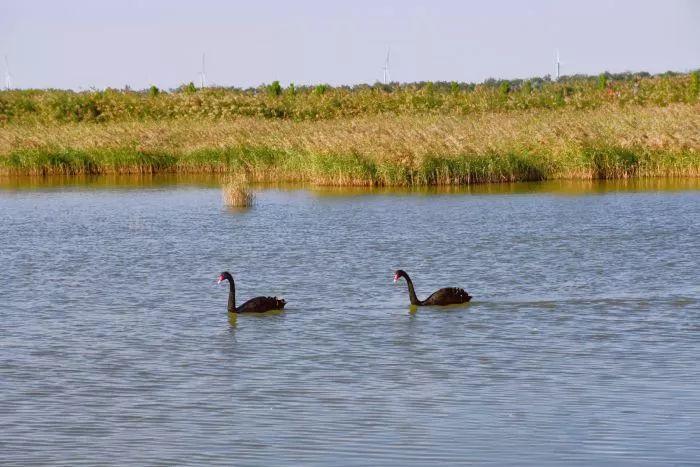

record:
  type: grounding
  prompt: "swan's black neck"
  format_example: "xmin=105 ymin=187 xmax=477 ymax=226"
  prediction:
xmin=402 ymin=273 xmax=422 ymax=306
xmin=226 ymin=277 xmax=236 ymax=312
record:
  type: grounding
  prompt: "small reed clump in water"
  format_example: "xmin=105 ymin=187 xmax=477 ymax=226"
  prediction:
xmin=222 ymin=174 xmax=254 ymax=207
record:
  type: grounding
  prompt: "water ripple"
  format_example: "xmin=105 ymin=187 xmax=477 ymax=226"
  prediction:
xmin=1 ymin=182 xmax=699 ymax=465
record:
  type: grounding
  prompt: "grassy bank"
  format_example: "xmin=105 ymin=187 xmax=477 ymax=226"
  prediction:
xmin=1 ymin=104 xmax=698 ymax=184
xmin=1 ymin=72 xmax=698 ymax=185
xmin=4 ymin=145 xmax=696 ymax=185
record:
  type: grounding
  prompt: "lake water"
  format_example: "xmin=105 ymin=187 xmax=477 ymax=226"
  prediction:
xmin=1 ymin=176 xmax=699 ymax=465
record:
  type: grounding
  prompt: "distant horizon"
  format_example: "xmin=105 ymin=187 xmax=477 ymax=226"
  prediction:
xmin=2 ymin=0 xmax=699 ymax=90
xmin=4 ymin=67 xmax=698 ymax=92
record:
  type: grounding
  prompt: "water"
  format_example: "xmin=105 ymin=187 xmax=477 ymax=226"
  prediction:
xmin=1 ymin=177 xmax=699 ymax=465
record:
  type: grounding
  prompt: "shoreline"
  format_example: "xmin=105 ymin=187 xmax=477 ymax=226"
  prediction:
xmin=1 ymin=146 xmax=698 ymax=185
xmin=2 ymin=173 xmax=699 ymax=194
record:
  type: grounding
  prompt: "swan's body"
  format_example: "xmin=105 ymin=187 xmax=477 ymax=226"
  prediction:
xmin=235 ymin=296 xmax=287 ymax=313
xmin=218 ymin=271 xmax=286 ymax=313
xmin=394 ymin=269 xmax=471 ymax=306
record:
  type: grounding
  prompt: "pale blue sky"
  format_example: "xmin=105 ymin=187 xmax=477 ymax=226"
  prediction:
xmin=1 ymin=0 xmax=698 ymax=90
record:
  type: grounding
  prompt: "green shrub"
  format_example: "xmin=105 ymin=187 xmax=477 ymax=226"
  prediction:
xmin=268 ymin=80 xmax=282 ymax=97
xmin=499 ymin=81 xmax=510 ymax=96
xmin=691 ymin=71 xmax=699 ymax=99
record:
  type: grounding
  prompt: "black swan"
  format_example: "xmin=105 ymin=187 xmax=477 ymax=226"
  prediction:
xmin=394 ymin=269 xmax=472 ymax=306
xmin=217 ymin=271 xmax=286 ymax=313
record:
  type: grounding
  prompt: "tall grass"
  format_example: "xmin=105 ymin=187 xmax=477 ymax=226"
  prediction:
xmin=1 ymin=103 xmax=698 ymax=184
xmin=1 ymin=72 xmax=698 ymax=185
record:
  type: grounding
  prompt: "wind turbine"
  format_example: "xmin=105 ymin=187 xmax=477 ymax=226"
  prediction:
xmin=382 ymin=46 xmax=391 ymax=84
xmin=199 ymin=53 xmax=206 ymax=88
xmin=4 ymin=56 xmax=12 ymax=90
xmin=554 ymin=49 xmax=561 ymax=81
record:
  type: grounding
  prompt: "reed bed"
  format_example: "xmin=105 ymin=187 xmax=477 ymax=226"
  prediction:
xmin=1 ymin=77 xmax=698 ymax=185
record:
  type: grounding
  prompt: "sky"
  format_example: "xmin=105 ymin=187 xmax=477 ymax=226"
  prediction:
xmin=1 ymin=0 xmax=699 ymax=90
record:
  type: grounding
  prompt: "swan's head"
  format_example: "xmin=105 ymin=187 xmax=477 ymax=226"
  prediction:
xmin=393 ymin=269 xmax=407 ymax=283
xmin=217 ymin=271 xmax=233 ymax=284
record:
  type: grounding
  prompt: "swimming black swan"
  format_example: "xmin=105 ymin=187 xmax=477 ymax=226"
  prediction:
xmin=217 ymin=271 xmax=286 ymax=313
xmin=393 ymin=269 xmax=472 ymax=306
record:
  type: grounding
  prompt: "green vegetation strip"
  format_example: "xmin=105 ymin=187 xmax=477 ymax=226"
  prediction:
xmin=0 ymin=71 xmax=698 ymax=123
xmin=2 ymin=146 xmax=697 ymax=185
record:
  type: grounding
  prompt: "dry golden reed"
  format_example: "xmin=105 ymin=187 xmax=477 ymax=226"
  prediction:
xmin=222 ymin=173 xmax=254 ymax=207
xmin=1 ymin=104 xmax=698 ymax=185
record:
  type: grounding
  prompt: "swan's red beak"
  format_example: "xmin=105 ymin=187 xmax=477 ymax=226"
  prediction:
xmin=217 ymin=275 xmax=224 ymax=285
xmin=393 ymin=273 xmax=399 ymax=283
